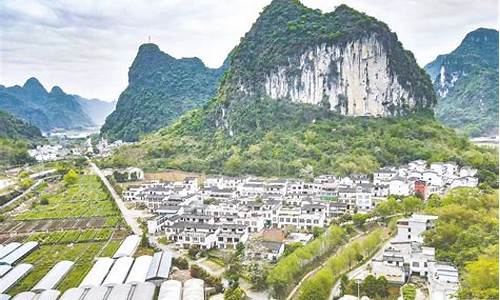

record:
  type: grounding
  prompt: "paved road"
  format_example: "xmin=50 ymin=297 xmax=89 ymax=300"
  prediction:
xmin=89 ymin=161 xmax=143 ymax=235
xmin=0 ymin=179 xmax=43 ymax=210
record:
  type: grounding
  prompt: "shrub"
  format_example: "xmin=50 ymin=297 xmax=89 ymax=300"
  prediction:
xmin=173 ymin=257 xmax=189 ymax=270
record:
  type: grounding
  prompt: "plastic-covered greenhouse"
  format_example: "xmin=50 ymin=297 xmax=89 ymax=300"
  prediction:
xmin=112 ymin=235 xmax=140 ymax=258
xmin=79 ymin=257 xmax=115 ymax=287
xmin=31 ymin=261 xmax=74 ymax=292
xmin=0 ymin=264 xmax=33 ymax=293
xmin=158 ymin=280 xmax=182 ymax=300
xmin=102 ymin=256 xmax=134 ymax=285
xmin=183 ymin=278 xmax=204 ymax=300
xmin=125 ymin=255 xmax=152 ymax=284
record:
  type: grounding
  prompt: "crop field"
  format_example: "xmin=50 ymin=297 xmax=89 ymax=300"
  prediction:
xmin=2 ymin=170 xmax=130 ymax=296
xmin=14 ymin=175 xmax=120 ymax=220
xmin=23 ymin=228 xmax=114 ymax=245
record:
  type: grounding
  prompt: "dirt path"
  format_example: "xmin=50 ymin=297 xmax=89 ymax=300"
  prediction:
xmin=89 ymin=161 xmax=144 ymax=235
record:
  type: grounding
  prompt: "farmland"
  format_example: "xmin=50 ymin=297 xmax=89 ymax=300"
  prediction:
xmin=14 ymin=175 xmax=119 ymax=220
xmin=3 ymin=170 xmax=129 ymax=295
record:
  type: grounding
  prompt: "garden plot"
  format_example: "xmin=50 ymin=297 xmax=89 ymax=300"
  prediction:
xmin=14 ymin=176 xmax=120 ymax=220
xmin=0 ymin=172 xmax=129 ymax=296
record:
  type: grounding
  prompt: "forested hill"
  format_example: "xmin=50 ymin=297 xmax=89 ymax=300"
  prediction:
xmin=100 ymin=43 xmax=228 ymax=142
xmin=0 ymin=78 xmax=94 ymax=131
xmin=102 ymin=1 xmax=498 ymax=188
xmin=0 ymin=110 xmax=42 ymax=140
xmin=0 ymin=111 xmax=43 ymax=167
xmin=425 ymin=28 xmax=499 ymax=137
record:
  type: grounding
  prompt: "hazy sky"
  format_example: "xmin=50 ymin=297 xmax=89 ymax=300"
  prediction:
xmin=0 ymin=0 xmax=497 ymax=101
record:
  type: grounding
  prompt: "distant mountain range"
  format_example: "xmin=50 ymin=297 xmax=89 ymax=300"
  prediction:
xmin=425 ymin=28 xmax=499 ymax=137
xmin=100 ymin=43 xmax=228 ymax=142
xmin=75 ymin=97 xmax=116 ymax=126
xmin=0 ymin=78 xmax=115 ymax=132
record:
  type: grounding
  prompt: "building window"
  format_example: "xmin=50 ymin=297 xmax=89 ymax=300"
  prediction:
xmin=412 ymin=262 xmax=419 ymax=267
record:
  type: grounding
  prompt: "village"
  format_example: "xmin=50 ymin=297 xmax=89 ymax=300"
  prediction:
xmin=113 ymin=159 xmax=478 ymax=299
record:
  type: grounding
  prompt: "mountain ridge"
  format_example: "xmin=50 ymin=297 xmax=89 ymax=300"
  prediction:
xmin=424 ymin=27 xmax=499 ymax=137
xmin=100 ymin=43 xmax=228 ymax=142
xmin=0 ymin=78 xmax=95 ymax=131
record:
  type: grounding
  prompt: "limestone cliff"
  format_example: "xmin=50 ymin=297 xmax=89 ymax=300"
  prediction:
xmin=214 ymin=0 xmax=435 ymax=133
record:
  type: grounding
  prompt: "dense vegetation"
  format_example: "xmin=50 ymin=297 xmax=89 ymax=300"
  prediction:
xmin=423 ymin=188 xmax=499 ymax=299
xmin=425 ymin=28 xmax=499 ymax=137
xmin=100 ymin=43 xmax=227 ymax=141
xmin=0 ymin=111 xmax=42 ymax=167
xmin=267 ymin=225 xmax=349 ymax=298
xmin=0 ymin=77 xmax=94 ymax=131
xmin=103 ymin=107 xmax=498 ymax=187
xmin=296 ymin=228 xmax=385 ymax=300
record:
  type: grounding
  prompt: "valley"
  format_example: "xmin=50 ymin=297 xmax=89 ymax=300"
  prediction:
xmin=0 ymin=0 xmax=498 ymax=299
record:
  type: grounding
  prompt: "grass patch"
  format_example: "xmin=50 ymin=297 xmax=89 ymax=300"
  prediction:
xmin=99 ymin=240 xmax=122 ymax=257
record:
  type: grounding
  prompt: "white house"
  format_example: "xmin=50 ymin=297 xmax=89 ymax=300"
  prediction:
xmin=395 ymin=214 xmax=438 ymax=243
xmin=389 ymin=176 xmax=411 ymax=196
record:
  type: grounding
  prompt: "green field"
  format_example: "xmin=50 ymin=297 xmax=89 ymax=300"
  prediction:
xmin=15 ymin=175 xmax=120 ymax=220
xmin=6 ymin=171 xmax=128 ymax=296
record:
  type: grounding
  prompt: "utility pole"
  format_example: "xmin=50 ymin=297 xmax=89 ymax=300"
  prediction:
xmin=357 ymin=279 xmax=361 ymax=300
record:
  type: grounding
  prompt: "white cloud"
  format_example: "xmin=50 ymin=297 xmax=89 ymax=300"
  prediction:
xmin=0 ymin=0 xmax=497 ymax=101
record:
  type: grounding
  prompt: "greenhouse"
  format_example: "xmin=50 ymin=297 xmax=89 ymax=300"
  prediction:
xmin=83 ymin=285 xmax=109 ymax=299
xmin=0 ymin=242 xmax=39 ymax=266
xmin=0 ymin=266 xmax=12 ymax=277
xmin=36 ymin=289 xmax=60 ymax=300
xmin=158 ymin=280 xmax=182 ymax=300
xmin=112 ymin=235 xmax=140 ymax=258
xmin=0 ymin=243 xmax=20 ymax=260
xmin=146 ymin=252 xmax=172 ymax=284
xmin=79 ymin=257 xmax=114 ymax=287
xmin=105 ymin=283 xmax=131 ymax=299
xmin=0 ymin=294 xmax=9 ymax=300
xmin=31 ymin=261 xmax=74 ymax=292
xmin=182 ymin=278 xmax=204 ymax=300
xmin=102 ymin=256 xmax=134 ymax=286
xmin=0 ymin=264 xmax=33 ymax=293
xmin=125 ymin=255 xmax=152 ymax=284
xmin=58 ymin=287 xmax=86 ymax=300
xmin=10 ymin=291 xmax=35 ymax=300
xmin=129 ymin=282 xmax=155 ymax=300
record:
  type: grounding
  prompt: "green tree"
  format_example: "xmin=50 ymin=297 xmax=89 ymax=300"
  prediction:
xmin=224 ymin=286 xmax=246 ymax=300
xmin=373 ymin=197 xmax=400 ymax=218
xmin=401 ymin=195 xmax=423 ymax=215
xmin=460 ymin=245 xmax=499 ymax=299
xmin=235 ymin=242 xmax=245 ymax=257
xmin=63 ymin=169 xmax=79 ymax=186
xmin=352 ymin=213 xmax=368 ymax=227
xmin=19 ymin=178 xmax=33 ymax=190
xmin=339 ymin=274 xmax=349 ymax=296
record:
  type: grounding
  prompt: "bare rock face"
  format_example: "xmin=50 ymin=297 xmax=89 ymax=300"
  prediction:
xmin=262 ymin=34 xmax=417 ymax=117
